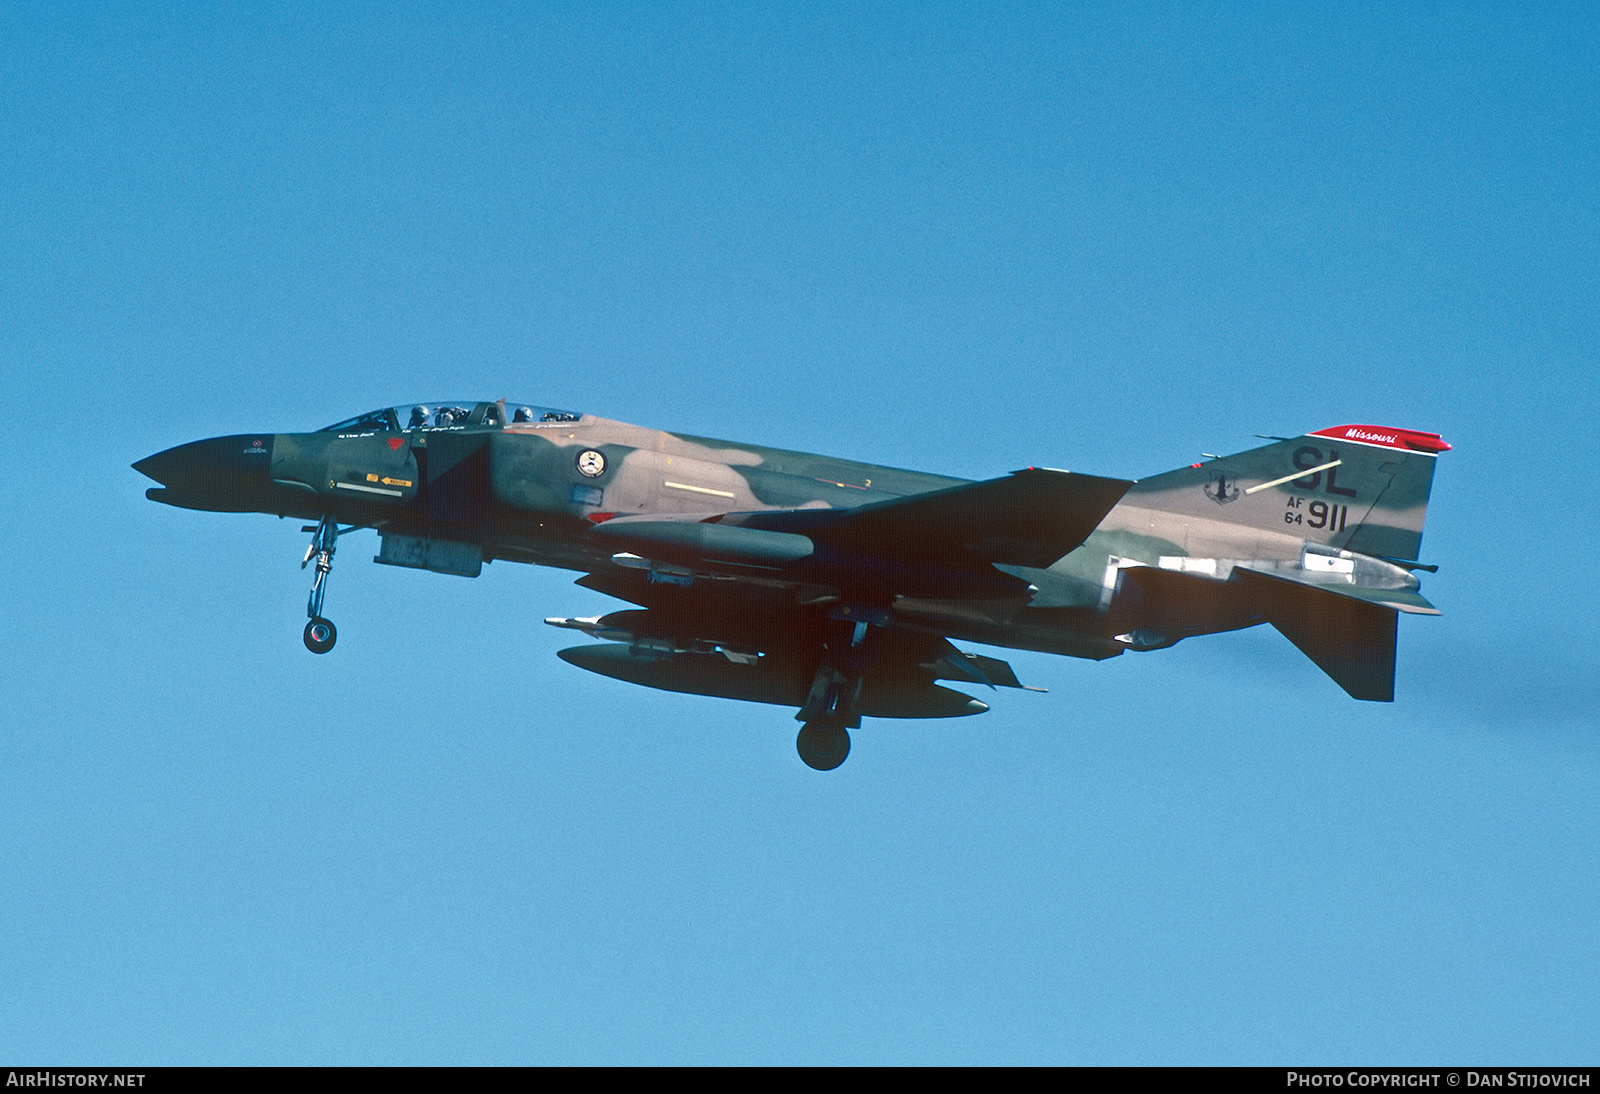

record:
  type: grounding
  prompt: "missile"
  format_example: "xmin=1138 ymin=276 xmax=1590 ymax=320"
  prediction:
xmin=544 ymin=614 xmax=636 ymax=644
xmin=588 ymin=519 xmax=814 ymax=571
xmin=545 ymin=611 xmax=766 ymax=663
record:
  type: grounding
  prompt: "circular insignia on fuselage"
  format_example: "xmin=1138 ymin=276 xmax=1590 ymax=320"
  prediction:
xmin=575 ymin=449 xmax=607 ymax=478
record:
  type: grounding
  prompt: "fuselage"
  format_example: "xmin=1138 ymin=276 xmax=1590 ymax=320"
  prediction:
xmin=136 ymin=400 xmax=1439 ymax=673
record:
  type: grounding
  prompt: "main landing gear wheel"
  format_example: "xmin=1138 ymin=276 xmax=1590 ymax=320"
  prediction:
xmin=303 ymin=617 xmax=337 ymax=654
xmin=797 ymin=720 xmax=851 ymax=771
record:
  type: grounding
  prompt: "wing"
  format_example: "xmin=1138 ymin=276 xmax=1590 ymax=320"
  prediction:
xmin=550 ymin=469 xmax=1129 ymax=726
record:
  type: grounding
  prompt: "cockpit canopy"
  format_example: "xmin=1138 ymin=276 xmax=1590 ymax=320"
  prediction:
xmin=320 ymin=401 xmax=583 ymax=434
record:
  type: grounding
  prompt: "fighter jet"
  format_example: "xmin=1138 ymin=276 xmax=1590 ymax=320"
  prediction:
xmin=135 ymin=401 xmax=1448 ymax=769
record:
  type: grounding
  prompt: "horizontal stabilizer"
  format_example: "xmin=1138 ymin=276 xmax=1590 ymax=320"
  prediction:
xmin=1233 ymin=568 xmax=1398 ymax=701
xmin=735 ymin=468 xmax=1133 ymax=569
xmin=1233 ymin=565 xmax=1440 ymax=615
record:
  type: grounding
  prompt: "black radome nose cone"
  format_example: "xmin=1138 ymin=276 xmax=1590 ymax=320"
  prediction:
xmin=132 ymin=448 xmax=180 ymax=485
xmin=134 ymin=434 xmax=273 ymax=510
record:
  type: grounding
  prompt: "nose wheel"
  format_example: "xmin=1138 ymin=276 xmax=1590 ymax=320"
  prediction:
xmin=300 ymin=515 xmax=343 ymax=653
xmin=304 ymin=617 xmax=337 ymax=654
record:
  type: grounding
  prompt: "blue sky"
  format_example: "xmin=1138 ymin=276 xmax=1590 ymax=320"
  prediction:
xmin=2 ymin=2 xmax=1597 ymax=1064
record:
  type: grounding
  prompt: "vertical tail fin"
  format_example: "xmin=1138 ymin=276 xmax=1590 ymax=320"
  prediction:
xmin=1125 ymin=424 xmax=1449 ymax=561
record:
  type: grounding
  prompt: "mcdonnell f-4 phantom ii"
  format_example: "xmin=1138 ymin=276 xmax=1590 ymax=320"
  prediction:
xmin=135 ymin=401 xmax=1448 ymax=769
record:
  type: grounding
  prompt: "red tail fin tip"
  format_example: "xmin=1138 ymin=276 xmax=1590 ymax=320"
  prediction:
xmin=1308 ymin=425 xmax=1450 ymax=454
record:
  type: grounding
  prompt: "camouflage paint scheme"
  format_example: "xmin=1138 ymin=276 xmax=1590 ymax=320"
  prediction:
xmin=135 ymin=403 xmax=1448 ymax=769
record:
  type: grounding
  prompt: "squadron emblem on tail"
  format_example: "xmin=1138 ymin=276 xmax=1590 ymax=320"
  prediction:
xmin=1203 ymin=473 xmax=1242 ymax=504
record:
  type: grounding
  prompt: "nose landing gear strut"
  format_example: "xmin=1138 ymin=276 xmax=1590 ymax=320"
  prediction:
xmin=301 ymin=515 xmax=342 ymax=653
